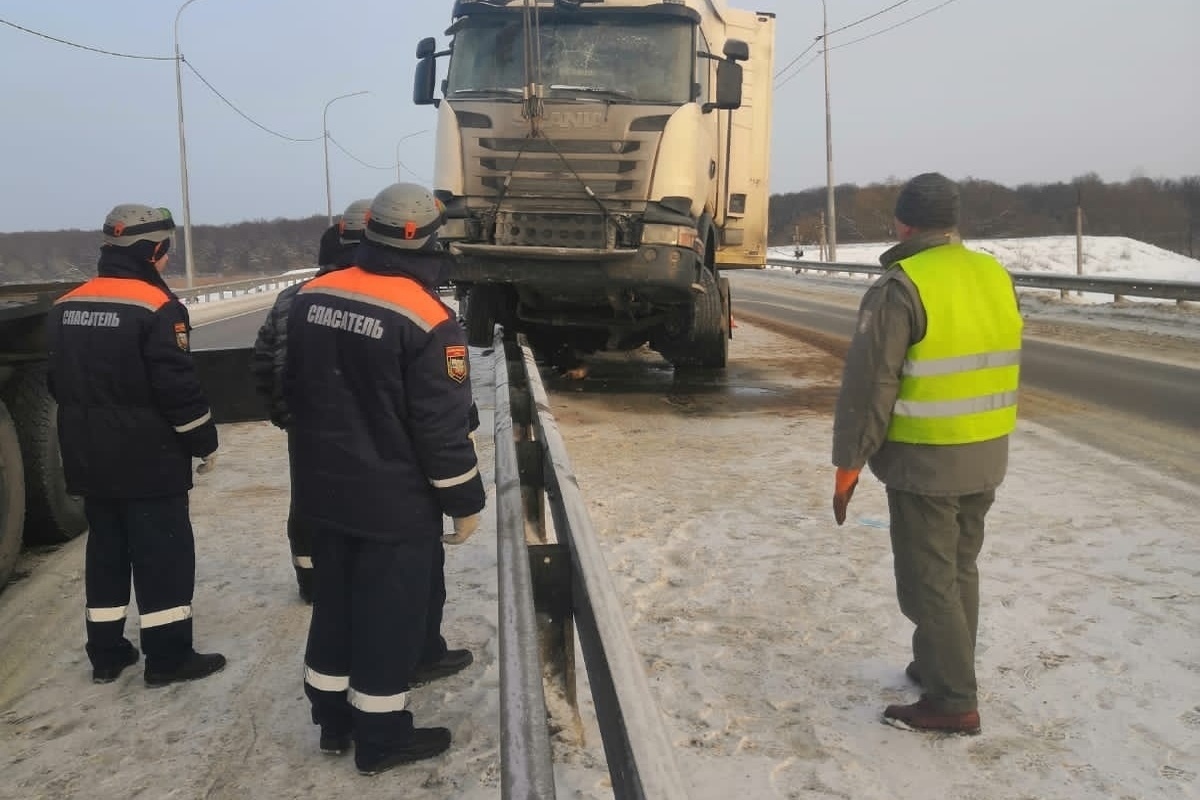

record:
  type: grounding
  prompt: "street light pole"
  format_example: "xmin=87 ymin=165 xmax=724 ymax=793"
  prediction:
xmin=395 ymin=130 xmax=429 ymax=182
xmin=174 ymin=0 xmax=203 ymax=288
xmin=323 ymin=91 xmax=369 ymax=225
xmin=822 ymin=0 xmax=837 ymax=262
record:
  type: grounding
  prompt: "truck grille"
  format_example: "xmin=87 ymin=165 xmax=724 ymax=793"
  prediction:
xmin=474 ymin=137 xmax=646 ymax=201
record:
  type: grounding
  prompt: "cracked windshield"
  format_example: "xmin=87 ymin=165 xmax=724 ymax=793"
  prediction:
xmin=446 ymin=18 xmax=694 ymax=104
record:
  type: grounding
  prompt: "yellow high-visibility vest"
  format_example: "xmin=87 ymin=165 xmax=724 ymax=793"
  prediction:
xmin=887 ymin=243 xmax=1023 ymax=445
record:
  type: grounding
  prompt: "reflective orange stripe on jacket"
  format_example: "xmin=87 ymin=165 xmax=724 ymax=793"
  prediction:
xmin=300 ymin=266 xmax=450 ymax=332
xmin=57 ymin=277 xmax=171 ymax=312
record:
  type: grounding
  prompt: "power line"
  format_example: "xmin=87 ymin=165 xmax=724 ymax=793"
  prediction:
xmin=184 ymin=60 xmax=322 ymax=143
xmin=776 ymin=54 xmax=821 ymax=89
xmin=0 ymin=17 xmax=176 ymax=60
xmin=825 ymin=0 xmax=916 ymax=38
xmin=774 ymin=39 xmax=820 ymax=81
xmin=327 ymin=134 xmax=392 ymax=171
xmin=824 ymin=0 xmax=965 ymax=52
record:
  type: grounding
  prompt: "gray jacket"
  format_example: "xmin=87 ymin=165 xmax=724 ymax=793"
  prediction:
xmin=831 ymin=232 xmax=1016 ymax=496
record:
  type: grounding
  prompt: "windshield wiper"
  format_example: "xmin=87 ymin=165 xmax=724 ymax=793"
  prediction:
xmin=548 ymin=85 xmax=636 ymax=102
xmin=450 ymin=87 xmax=524 ymax=98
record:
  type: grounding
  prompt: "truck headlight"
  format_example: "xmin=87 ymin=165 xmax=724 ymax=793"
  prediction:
xmin=641 ymin=224 xmax=702 ymax=252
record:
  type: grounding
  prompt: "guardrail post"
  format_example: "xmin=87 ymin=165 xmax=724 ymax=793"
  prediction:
xmin=508 ymin=338 xmax=581 ymax=743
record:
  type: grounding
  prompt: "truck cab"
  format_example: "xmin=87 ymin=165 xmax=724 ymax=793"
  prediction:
xmin=414 ymin=0 xmax=775 ymax=368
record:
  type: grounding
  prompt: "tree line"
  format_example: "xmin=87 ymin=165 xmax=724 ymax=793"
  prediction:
xmin=771 ymin=175 xmax=1200 ymax=258
xmin=2 ymin=175 xmax=1197 ymax=284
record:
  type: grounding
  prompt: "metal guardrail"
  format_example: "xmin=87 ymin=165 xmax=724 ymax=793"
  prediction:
xmin=175 ymin=269 xmax=318 ymax=304
xmin=494 ymin=333 xmax=689 ymax=800
xmin=766 ymin=258 xmax=1200 ymax=304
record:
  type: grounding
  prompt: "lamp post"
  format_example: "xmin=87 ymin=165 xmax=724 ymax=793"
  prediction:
xmin=323 ymin=91 xmax=369 ymax=225
xmin=821 ymin=0 xmax=837 ymax=262
xmin=174 ymin=0 xmax=203 ymax=288
xmin=395 ymin=130 xmax=429 ymax=182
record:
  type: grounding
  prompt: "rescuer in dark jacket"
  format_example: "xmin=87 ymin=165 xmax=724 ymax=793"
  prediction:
xmin=46 ymin=204 xmax=226 ymax=687
xmin=251 ymin=199 xmax=370 ymax=603
xmin=285 ymin=183 xmax=486 ymax=775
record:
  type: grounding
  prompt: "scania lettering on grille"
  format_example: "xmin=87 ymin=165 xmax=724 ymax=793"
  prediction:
xmin=531 ymin=111 xmax=604 ymax=128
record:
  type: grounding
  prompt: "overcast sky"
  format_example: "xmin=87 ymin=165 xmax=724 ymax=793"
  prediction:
xmin=0 ymin=0 xmax=1195 ymax=233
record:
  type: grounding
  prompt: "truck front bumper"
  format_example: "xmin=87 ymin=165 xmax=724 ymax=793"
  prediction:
xmin=447 ymin=243 xmax=700 ymax=301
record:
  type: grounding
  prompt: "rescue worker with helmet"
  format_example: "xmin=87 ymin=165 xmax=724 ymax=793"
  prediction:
xmin=252 ymin=198 xmax=371 ymax=603
xmin=46 ymin=204 xmax=226 ymax=687
xmin=285 ymin=183 xmax=486 ymax=775
xmin=831 ymin=173 xmax=1022 ymax=736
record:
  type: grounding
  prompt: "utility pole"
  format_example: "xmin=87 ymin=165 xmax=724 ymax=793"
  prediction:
xmin=822 ymin=0 xmax=837 ymax=262
xmin=1076 ymin=186 xmax=1086 ymax=299
xmin=174 ymin=0 xmax=203 ymax=289
xmin=323 ymin=91 xmax=369 ymax=225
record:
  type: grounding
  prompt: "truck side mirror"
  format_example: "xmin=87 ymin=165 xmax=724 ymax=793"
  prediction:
xmin=416 ymin=37 xmax=437 ymax=60
xmin=414 ymin=55 xmax=438 ymax=106
xmin=723 ymin=38 xmax=750 ymax=62
xmin=712 ymin=60 xmax=743 ymax=110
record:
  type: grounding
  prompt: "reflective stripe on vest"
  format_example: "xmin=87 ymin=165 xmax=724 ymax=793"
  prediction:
xmin=887 ymin=244 xmax=1023 ymax=445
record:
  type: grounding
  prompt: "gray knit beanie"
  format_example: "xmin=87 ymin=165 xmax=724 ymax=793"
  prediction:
xmin=894 ymin=172 xmax=960 ymax=230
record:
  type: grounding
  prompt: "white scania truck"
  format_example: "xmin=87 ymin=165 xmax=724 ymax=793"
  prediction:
xmin=413 ymin=0 xmax=775 ymax=368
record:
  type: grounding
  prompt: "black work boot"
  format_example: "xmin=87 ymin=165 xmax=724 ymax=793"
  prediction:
xmin=144 ymin=651 xmax=227 ymax=687
xmin=905 ymin=661 xmax=922 ymax=686
xmin=410 ymin=649 xmax=473 ymax=686
xmin=320 ymin=728 xmax=353 ymax=755
xmin=91 ymin=644 xmax=140 ymax=684
xmin=355 ymin=727 xmax=452 ymax=775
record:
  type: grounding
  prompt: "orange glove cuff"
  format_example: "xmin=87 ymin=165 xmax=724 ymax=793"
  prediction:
xmin=835 ymin=467 xmax=861 ymax=494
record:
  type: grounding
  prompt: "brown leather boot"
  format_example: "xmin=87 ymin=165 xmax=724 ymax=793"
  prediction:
xmin=883 ymin=697 xmax=981 ymax=735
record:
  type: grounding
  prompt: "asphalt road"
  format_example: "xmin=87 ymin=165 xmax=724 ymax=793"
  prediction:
xmin=191 ymin=305 xmax=271 ymax=350
xmin=187 ymin=282 xmax=1200 ymax=488
xmin=732 ymin=285 xmax=1200 ymax=432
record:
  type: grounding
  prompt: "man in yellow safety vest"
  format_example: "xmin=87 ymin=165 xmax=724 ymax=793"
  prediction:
xmin=831 ymin=172 xmax=1022 ymax=736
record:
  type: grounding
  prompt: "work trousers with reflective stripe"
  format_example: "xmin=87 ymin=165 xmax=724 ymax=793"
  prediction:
xmin=285 ymin=431 xmax=314 ymax=578
xmin=303 ymin=529 xmax=444 ymax=747
xmin=83 ymin=495 xmax=195 ymax=673
xmin=887 ymin=488 xmax=994 ymax=714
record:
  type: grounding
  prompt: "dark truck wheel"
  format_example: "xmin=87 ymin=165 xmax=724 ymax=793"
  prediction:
xmin=664 ymin=267 xmax=729 ymax=370
xmin=465 ymin=285 xmax=500 ymax=348
xmin=3 ymin=365 xmax=86 ymax=545
xmin=0 ymin=400 xmax=25 ymax=589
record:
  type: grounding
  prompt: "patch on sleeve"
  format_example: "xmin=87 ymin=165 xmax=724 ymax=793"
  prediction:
xmin=174 ymin=321 xmax=190 ymax=351
xmin=445 ymin=345 xmax=468 ymax=383
xmin=856 ymin=310 xmax=873 ymax=334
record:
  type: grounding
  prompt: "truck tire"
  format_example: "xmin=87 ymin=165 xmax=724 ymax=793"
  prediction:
xmin=3 ymin=366 xmax=87 ymax=545
xmin=667 ymin=267 xmax=728 ymax=370
xmin=0 ymin=400 xmax=25 ymax=590
xmin=720 ymin=276 xmax=732 ymax=341
xmin=465 ymin=285 xmax=499 ymax=348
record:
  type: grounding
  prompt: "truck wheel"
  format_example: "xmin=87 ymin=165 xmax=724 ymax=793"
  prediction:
xmin=0 ymin=400 xmax=25 ymax=590
xmin=668 ymin=268 xmax=728 ymax=370
xmin=720 ymin=277 xmax=732 ymax=341
xmin=465 ymin=285 xmax=500 ymax=348
xmin=3 ymin=365 xmax=86 ymax=545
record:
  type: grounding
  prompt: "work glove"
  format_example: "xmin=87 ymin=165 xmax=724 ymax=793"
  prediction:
xmin=832 ymin=467 xmax=861 ymax=526
xmin=196 ymin=452 xmax=219 ymax=475
xmin=443 ymin=513 xmax=480 ymax=545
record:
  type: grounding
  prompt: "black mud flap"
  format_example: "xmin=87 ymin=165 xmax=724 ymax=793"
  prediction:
xmin=192 ymin=347 xmax=270 ymax=423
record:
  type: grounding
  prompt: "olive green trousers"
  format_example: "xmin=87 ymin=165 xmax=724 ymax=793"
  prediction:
xmin=887 ymin=488 xmax=995 ymax=713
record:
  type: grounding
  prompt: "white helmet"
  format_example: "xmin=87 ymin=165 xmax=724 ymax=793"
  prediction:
xmin=364 ymin=183 xmax=445 ymax=250
xmin=338 ymin=198 xmax=372 ymax=244
xmin=102 ymin=204 xmax=175 ymax=247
